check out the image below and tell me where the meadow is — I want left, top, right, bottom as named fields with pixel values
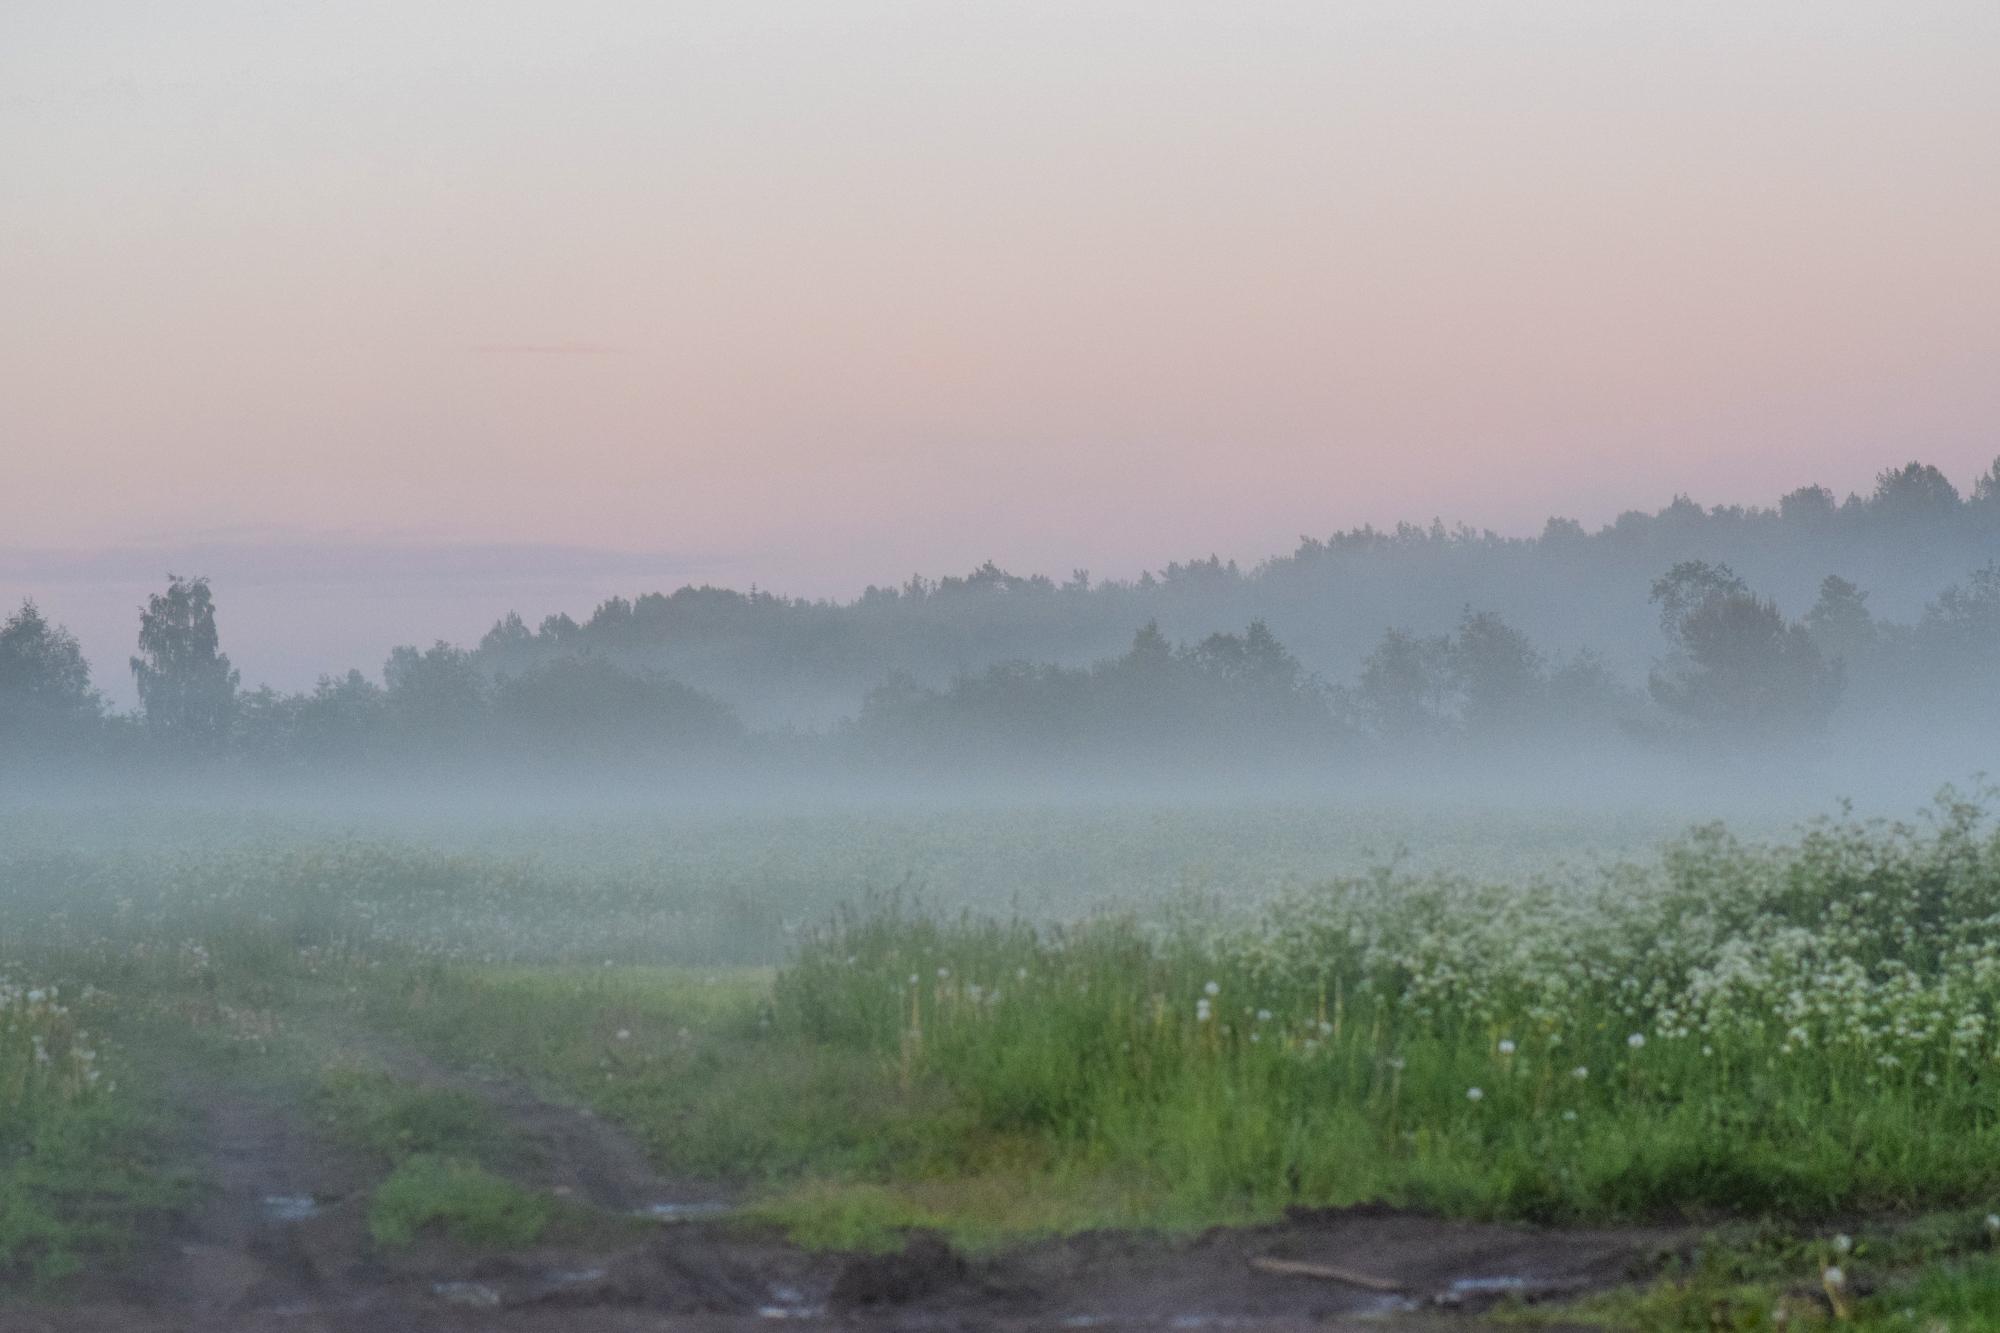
left=7, top=792, right=2000, bottom=1327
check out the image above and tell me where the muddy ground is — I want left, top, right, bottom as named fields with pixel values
left=6, top=1033, right=1680, bottom=1333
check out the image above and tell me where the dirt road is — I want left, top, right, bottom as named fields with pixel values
left=7, top=1031, right=1672, bottom=1332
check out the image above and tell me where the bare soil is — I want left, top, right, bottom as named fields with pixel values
left=6, top=1033, right=1678, bottom=1332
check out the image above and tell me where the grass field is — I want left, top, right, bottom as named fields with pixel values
left=7, top=793, right=2000, bottom=1327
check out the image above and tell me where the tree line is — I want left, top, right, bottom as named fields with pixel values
left=464, top=458, right=2000, bottom=728
left=5, top=458, right=2000, bottom=780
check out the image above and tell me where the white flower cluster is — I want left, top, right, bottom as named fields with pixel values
left=1, top=979, right=108, bottom=1112
left=1225, top=801, right=2000, bottom=1081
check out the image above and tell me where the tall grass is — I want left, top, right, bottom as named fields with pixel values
left=0, top=978, right=169, bottom=1284
left=775, top=794, right=2000, bottom=1222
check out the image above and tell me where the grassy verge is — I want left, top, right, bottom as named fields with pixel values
left=315, top=1063, right=516, bottom=1168
left=1510, top=1212, right=2000, bottom=1329
left=310, top=1057, right=636, bottom=1251
left=760, top=801, right=2000, bottom=1226
left=353, top=962, right=1209, bottom=1245
left=368, top=1154, right=555, bottom=1248
left=0, top=982, right=183, bottom=1288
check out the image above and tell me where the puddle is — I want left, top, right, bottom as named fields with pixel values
left=759, top=1284, right=826, bottom=1319
left=544, top=1267, right=608, bottom=1287
left=1447, top=1276, right=1532, bottom=1295
left=432, top=1280, right=502, bottom=1308
left=1361, top=1294, right=1422, bottom=1316
left=260, top=1194, right=320, bottom=1223
left=642, top=1200, right=733, bottom=1221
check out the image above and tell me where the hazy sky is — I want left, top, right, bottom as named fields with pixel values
left=6, top=3, right=2000, bottom=693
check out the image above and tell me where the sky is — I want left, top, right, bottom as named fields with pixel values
left=5, top=3, right=2000, bottom=698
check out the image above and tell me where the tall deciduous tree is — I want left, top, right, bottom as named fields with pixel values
left=131, top=575, right=239, bottom=752
left=0, top=599, right=100, bottom=746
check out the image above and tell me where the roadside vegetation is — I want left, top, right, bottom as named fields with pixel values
left=11, top=794, right=2000, bottom=1327
left=0, top=978, right=179, bottom=1286
left=772, top=790, right=2000, bottom=1225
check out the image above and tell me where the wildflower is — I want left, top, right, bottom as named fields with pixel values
left=1466, top=1087, right=1484, bottom=1102
left=1497, top=1039, right=1516, bottom=1056
left=1571, top=1065, right=1589, bottom=1080
left=1203, top=980, right=1220, bottom=997
left=936, top=967, right=950, bottom=980
left=1256, top=1009, right=1272, bottom=1023
left=1985, top=1213, right=1999, bottom=1237
left=1562, top=1109, right=1578, bottom=1122
left=1832, top=1233, right=1852, bottom=1255
left=907, top=974, right=919, bottom=986
left=1627, top=1032, right=1646, bottom=1050
left=615, top=1029, right=631, bottom=1041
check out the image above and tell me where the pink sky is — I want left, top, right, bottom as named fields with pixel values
left=5, top=3, right=1999, bottom=640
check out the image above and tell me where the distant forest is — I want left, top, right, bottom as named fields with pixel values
left=6, top=458, right=2000, bottom=783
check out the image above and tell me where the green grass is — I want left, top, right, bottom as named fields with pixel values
left=360, top=964, right=985, bottom=1181
left=1864, top=1255, right=2000, bottom=1327
left=1511, top=1216, right=2000, bottom=1329
left=0, top=1095, right=184, bottom=1287
left=315, top=1064, right=513, bottom=1168
left=756, top=799, right=2000, bottom=1228
left=334, top=798, right=2000, bottom=1246
left=0, top=980, right=185, bottom=1288
left=367, top=1154, right=552, bottom=1248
